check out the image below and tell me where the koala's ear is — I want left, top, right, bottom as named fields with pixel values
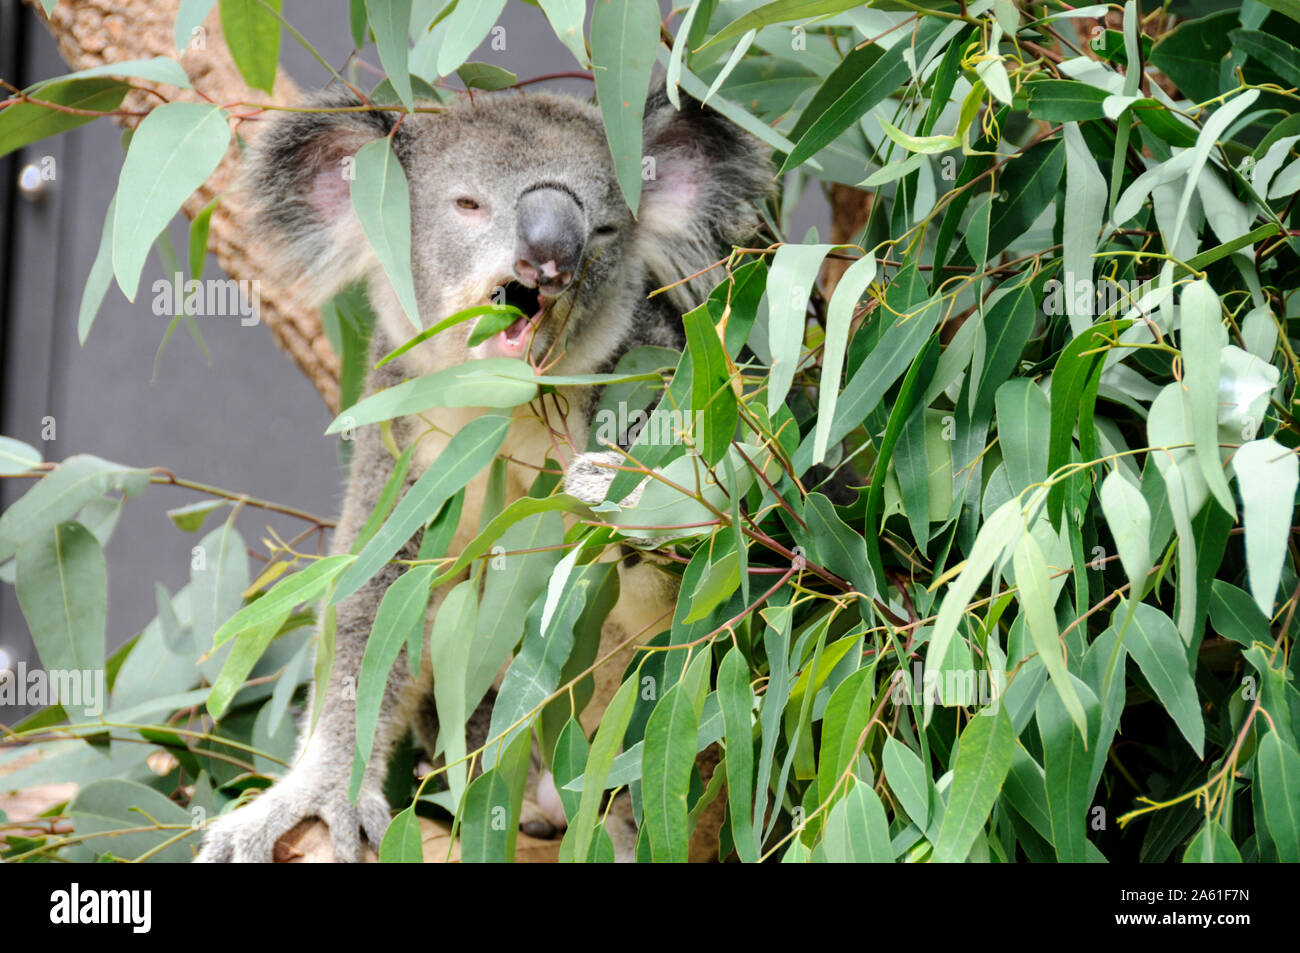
left=242, top=92, right=398, bottom=303
left=635, top=87, right=772, bottom=304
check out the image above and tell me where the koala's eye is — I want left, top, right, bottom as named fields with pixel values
left=593, top=224, right=618, bottom=237
left=455, top=197, right=482, bottom=211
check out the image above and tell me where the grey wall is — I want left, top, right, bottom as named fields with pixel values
left=0, top=0, right=829, bottom=718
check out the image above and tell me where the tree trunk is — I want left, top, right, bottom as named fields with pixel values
left=25, top=0, right=342, bottom=412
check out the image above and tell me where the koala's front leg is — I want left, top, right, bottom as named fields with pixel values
left=197, top=420, right=418, bottom=863
left=195, top=558, right=420, bottom=862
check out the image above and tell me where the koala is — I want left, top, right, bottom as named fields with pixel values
left=193, top=84, right=770, bottom=863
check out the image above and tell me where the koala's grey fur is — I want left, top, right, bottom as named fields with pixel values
left=195, top=85, right=770, bottom=863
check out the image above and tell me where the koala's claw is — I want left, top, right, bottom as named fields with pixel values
left=564, top=451, right=643, bottom=507
left=195, top=776, right=391, bottom=863
left=566, top=451, right=678, bottom=549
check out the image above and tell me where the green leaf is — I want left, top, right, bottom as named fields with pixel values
left=0, top=436, right=41, bottom=476
left=70, top=778, right=194, bottom=862
left=1099, top=469, right=1152, bottom=597
left=0, top=78, right=127, bottom=159
left=995, top=379, right=1050, bottom=496
left=793, top=293, right=943, bottom=474
left=591, top=0, right=659, bottom=211
left=436, top=0, right=507, bottom=77
left=483, top=572, right=587, bottom=770
left=1183, top=819, right=1242, bottom=862
left=354, top=567, right=439, bottom=792
left=718, top=648, right=757, bottom=863
left=328, top=359, right=538, bottom=432
left=683, top=303, right=738, bottom=465
left=206, top=607, right=288, bottom=719
left=366, top=0, right=414, bottom=108
left=926, top=498, right=1025, bottom=720
left=460, top=728, right=530, bottom=862
left=1208, top=580, right=1270, bottom=646
left=165, top=499, right=228, bottom=533
left=822, top=780, right=892, bottom=862
left=111, top=102, right=230, bottom=301
left=77, top=194, right=118, bottom=345
left=15, top=521, right=107, bottom=676
left=1257, top=0, right=1300, bottom=24
left=1257, top=732, right=1300, bottom=862
left=932, top=704, right=1015, bottom=862
left=1046, top=321, right=1129, bottom=524
left=550, top=717, right=589, bottom=824
left=538, top=0, right=590, bottom=67
left=455, top=61, right=517, bottom=91
left=561, top=672, right=638, bottom=862
left=876, top=113, right=959, bottom=155
left=175, top=0, right=217, bottom=50
left=190, top=521, right=249, bottom=650
left=701, top=0, right=863, bottom=51
left=782, top=22, right=943, bottom=172
left=642, top=658, right=707, bottom=862
left=983, top=139, right=1064, bottom=261
left=188, top=196, right=219, bottom=282
left=1062, top=122, right=1106, bottom=336
left=882, top=736, right=930, bottom=830
left=219, top=0, right=282, bottom=94
left=1179, top=280, right=1235, bottom=515
left=29, top=57, right=192, bottom=93
left=0, top=454, right=148, bottom=563
left=1229, top=29, right=1300, bottom=88
left=1232, top=438, right=1298, bottom=617
left=465, top=510, right=567, bottom=709
left=1014, top=530, right=1089, bottom=740
left=685, top=548, right=740, bottom=623
left=1148, top=10, right=1234, bottom=104
left=211, top=554, right=354, bottom=648
left=1025, top=80, right=1108, bottom=122
left=1127, top=604, right=1204, bottom=756
left=379, top=806, right=423, bottom=862
left=334, top=414, right=509, bottom=601
left=1134, top=101, right=1198, bottom=148
left=1036, top=673, right=1100, bottom=862
left=350, top=137, right=421, bottom=330
left=814, top=253, right=876, bottom=464
left=766, top=242, right=832, bottom=413
left=816, top=667, right=874, bottom=808
left=803, top=493, right=874, bottom=599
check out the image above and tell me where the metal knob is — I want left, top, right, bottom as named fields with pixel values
left=18, top=163, right=49, bottom=202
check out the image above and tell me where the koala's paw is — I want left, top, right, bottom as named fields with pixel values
left=565, top=451, right=676, bottom=549
left=194, top=773, right=390, bottom=864
left=564, top=451, right=641, bottom=507
left=519, top=768, right=569, bottom=840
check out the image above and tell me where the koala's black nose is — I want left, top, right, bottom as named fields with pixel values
left=515, top=186, right=585, bottom=294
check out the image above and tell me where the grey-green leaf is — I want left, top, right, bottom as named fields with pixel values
left=591, top=0, right=659, bottom=211
left=1127, top=603, right=1204, bottom=756
left=111, top=102, right=230, bottom=301
left=15, top=521, right=107, bottom=676
left=350, top=137, right=421, bottom=330
left=1232, top=438, right=1298, bottom=616
left=932, top=704, right=1015, bottom=862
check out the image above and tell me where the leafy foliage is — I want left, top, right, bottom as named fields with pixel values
left=2, top=0, right=1299, bottom=864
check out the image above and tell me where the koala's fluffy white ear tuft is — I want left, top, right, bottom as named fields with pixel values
left=635, top=88, right=772, bottom=306
left=242, top=93, right=397, bottom=304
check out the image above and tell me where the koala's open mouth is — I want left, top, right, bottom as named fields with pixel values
left=473, top=280, right=550, bottom=360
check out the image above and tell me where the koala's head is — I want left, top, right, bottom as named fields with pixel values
left=244, top=87, right=770, bottom=376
